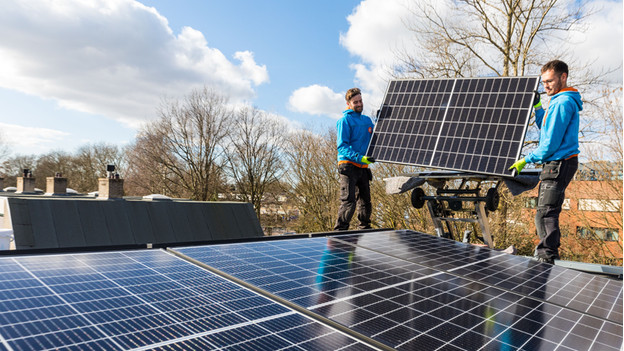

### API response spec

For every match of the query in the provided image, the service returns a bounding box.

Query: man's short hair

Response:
[345,88,361,102]
[541,60,568,76]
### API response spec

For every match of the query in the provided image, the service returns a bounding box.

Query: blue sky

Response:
[0,0,622,156]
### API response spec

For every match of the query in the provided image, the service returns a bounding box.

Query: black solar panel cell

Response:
[369,76,539,176]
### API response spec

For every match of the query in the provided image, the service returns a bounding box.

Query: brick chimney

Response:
[98,177,124,199]
[16,169,35,193]
[98,165,123,200]
[46,173,67,195]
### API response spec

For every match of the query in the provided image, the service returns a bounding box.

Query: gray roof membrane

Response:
[6,197,263,249]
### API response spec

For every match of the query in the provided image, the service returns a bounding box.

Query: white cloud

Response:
[289,0,417,116]
[0,123,70,155]
[288,85,346,118]
[332,0,623,111]
[264,111,303,134]
[0,0,269,128]
[339,0,416,108]
[234,51,269,86]
[568,0,623,83]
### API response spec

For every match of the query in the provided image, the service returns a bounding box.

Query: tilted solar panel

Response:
[175,230,622,351]
[367,77,540,176]
[0,250,373,350]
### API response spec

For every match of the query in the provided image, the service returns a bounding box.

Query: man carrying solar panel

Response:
[334,87,376,230]
[509,60,583,264]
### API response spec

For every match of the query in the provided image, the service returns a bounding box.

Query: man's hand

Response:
[533,91,542,109]
[361,156,376,165]
[509,158,527,174]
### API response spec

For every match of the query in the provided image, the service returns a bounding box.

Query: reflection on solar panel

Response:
[367,77,540,176]
[0,231,620,350]
[337,231,623,324]
[0,250,373,350]
[176,230,623,351]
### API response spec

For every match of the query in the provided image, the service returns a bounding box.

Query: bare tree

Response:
[34,150,74,190]
[124,133,186,197]
[369,163,433,231]
[284,129,340,233]
[131,87,232,201]
[400,0,591,78]
[226,107,286,218]
[72,143,126,193]
[0,131,10,168]
[1,154,37,188]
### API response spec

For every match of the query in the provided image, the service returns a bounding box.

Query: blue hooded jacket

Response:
[525,88,582,164]
[336,109,374,166]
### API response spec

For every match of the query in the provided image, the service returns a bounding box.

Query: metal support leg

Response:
[474,202,493,248]
[427,201,447,238]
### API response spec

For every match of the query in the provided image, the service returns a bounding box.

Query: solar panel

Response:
[367,77,540,176]
[175,231,623,351]
[0,250,373,350]
[335,231,623,324]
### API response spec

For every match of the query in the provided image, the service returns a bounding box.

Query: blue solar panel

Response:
[0,250,374,350]
[335,231,623,323]
[1,231,620,350]
[174,231,623,351]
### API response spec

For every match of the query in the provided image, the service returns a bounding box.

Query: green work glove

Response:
[361,156,376,165]
[509,158,527,174]
[533,91,542,109]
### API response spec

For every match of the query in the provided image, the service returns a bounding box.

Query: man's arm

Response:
[534,107,545,130]
[525,99,573,163]
[336,118,361,162]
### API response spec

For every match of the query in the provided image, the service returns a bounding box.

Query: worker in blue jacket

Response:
[510,60,582,264]
[334,88,375,230]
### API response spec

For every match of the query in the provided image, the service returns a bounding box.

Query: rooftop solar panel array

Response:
[367,77,539,176]
[175,230,622,351]
[0,230,620,350]
[0,250,373,350]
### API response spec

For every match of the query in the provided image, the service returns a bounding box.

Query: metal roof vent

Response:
[142,194,172,201]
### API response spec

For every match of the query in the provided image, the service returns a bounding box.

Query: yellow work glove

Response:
[509,158,527,174]
[361,156,376,165]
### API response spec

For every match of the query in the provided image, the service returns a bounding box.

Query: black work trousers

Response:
[535,157,578,260]
[334,163,372,230]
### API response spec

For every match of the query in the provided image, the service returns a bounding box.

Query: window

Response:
[524,197,569,209]
[578,199,621,212]
[577,227,620,241]
[562,198,570,210]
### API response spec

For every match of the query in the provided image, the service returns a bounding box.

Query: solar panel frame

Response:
[367,76,540,176]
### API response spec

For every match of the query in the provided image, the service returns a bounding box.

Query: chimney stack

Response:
[46,173,67,195]
[16,169,35,193]
[98,165,124,199]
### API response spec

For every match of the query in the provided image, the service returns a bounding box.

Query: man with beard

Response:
[334,88,376,231]
[510,60,582,264]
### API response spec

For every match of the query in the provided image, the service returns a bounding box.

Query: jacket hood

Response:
[552,87,583,111]
[343,109,361,118]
